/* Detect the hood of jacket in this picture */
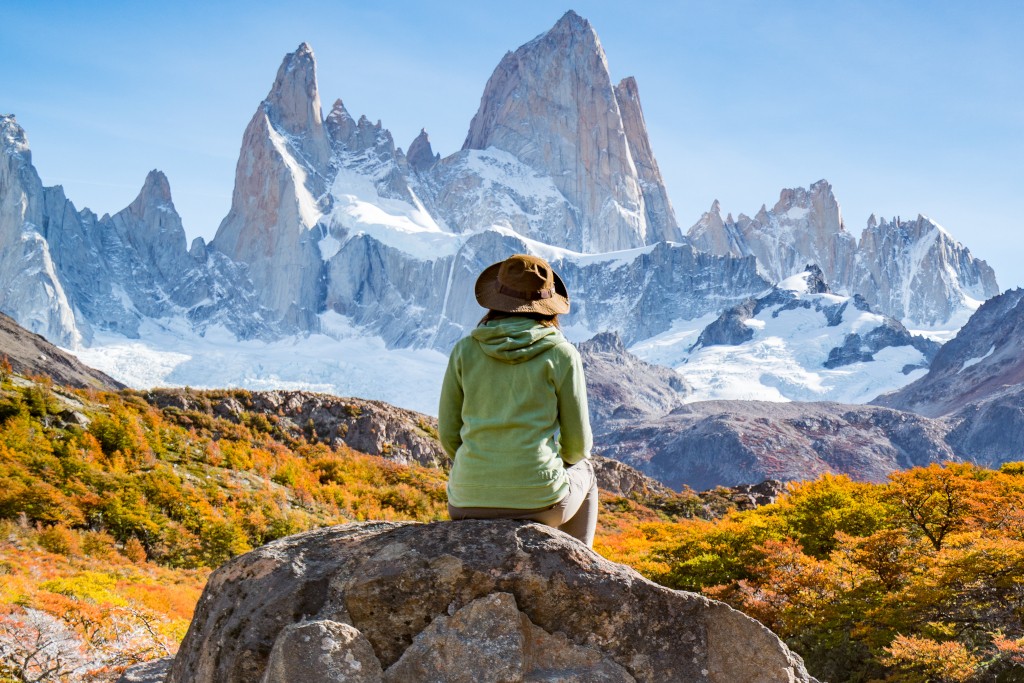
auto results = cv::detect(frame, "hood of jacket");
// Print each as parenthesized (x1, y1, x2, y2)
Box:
(470, 317, 566, 364)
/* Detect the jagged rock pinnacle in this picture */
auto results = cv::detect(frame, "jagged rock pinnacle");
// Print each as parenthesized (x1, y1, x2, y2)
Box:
(406, 128, 439, 173)
(461, 11, 675, 252)
(263, 42, 330, 172)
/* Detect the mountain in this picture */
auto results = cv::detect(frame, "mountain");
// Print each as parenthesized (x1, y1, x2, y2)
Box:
(0, 11, 1000, 414)
(597, 399, 956, 490)
(874, 288, 1024, 417)
(199, 15, 761, 356)
(585, 289, 1024, 489)
(0, 115, 279, 348)
(462, 10, 680, 250)
(629, 265, 939, 404)
(872, 288, 1024, 467)
(687, 180, 998, 328)
(0, 311, 123, 390)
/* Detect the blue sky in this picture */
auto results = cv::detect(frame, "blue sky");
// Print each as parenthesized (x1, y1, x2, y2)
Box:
(4, 0, 1023, 289)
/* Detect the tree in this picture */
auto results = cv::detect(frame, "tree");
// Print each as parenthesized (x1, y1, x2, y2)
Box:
(884, 463, 978, 551)
(0, 607, 87, 682)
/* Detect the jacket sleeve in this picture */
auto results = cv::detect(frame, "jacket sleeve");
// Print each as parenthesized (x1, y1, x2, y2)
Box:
(437, 347, 464, 459)
(556, 346, 593, 464)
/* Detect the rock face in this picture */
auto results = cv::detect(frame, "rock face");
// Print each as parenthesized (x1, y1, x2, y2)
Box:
(873, 288, 1024, 468)
(212, 43, 329, 329)
(613, 77, 680, 244)
(577, 331, 689, 426)
(167, 521, 812, 683)
(0, 115, 80, 347)
(462, 11, 677, 252)
(144, 389, 449, 469)
(687, 181, 998, 327)
(597, 400, 957, 490)
(0, 312, 123, 390)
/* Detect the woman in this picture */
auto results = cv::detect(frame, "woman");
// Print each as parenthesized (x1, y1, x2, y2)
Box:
(439, 254, 597, 547)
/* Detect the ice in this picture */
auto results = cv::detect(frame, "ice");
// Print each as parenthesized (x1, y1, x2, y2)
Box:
(318, 234, 341, 260)
(326, 165, 460, 260)
(777, 271, 811, 293)
(632, 292, 929, 405)
(961, 344, 995, 371)
(68, 313, 449, 416)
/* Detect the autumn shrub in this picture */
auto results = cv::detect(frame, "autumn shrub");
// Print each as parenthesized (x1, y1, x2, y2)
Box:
(36, 524, 80, 557)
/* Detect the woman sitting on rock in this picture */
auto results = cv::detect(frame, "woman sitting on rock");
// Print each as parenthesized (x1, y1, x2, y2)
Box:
(439, 254, 597, 547)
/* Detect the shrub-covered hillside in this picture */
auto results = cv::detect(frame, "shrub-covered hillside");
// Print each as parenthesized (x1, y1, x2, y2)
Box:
(0, 372, 697, 681)
(598, 463, 1024, 682)
(0, 373, 454, 681)
(2, 366, 1022, 682)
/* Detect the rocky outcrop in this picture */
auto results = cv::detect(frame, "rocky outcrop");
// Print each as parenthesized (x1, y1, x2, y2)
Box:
(692, 298, 758, 348)
(597, 400, 957, 490)
(0, 311, 123, 390)
(590, 455, 673, 498)
(145, 389, 449, 469)
(462, 11, 671, 252)
(167, 521, 812, 682)
(578, 331, 689, 426)
(823, 319, 938, 370)
(405, 129, 439, 173)
(687, 181, 998, 327)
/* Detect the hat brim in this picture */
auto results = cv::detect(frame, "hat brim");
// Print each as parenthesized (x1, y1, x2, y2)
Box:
(474, 261, 570, 315)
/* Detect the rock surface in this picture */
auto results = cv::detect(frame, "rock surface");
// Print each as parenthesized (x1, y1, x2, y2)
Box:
(262, 620, 383, 683)
(167, 521, 812, 683)
(116, 657, 173, 683)
(0, 311, 123, 390)
(578, 331, 689, 426)
(462, 11, 674, 252)
(597, 400, 957, 490)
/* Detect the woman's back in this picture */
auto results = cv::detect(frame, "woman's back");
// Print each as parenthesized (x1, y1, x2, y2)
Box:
(441, 253, 597, 547)
(440, 317, 590, 510)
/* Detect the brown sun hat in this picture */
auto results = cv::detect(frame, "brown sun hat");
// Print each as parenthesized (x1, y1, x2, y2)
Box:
(474, 254, 570, 315)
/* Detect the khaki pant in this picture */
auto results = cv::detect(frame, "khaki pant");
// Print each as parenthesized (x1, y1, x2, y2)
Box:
(448, 459, 598, 548)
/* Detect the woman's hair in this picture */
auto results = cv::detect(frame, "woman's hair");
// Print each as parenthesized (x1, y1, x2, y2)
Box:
(479, 310, 560, 328)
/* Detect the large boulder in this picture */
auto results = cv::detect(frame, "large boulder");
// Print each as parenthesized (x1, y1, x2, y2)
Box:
(168, 521, 812, 683)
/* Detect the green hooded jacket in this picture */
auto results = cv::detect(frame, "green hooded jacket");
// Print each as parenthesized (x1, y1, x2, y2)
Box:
(439, 317, 593, 509)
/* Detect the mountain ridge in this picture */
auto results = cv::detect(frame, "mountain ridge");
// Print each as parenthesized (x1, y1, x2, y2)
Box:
(0, 11, 1003, 412)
